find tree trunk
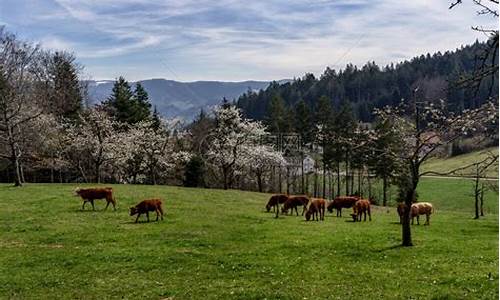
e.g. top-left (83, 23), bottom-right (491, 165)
top-left (336, 162), bottom-right (341, 197)
top-left (305, 172), bottom-right (309, 195)
top-left (480, 183), bottom-right (485, 217)
top-left (345, 153), bottom-right (349, 195)
top-left (286, 167), bottom-right (290, 195)
top-left (474, 169), bottom-right (480, 219)
top-left (301, 154), bottom-right (305, 194)
top-left (402, 188), bottom-right (414, 246)
top-left (383, 176), bottom-right (388, 206)
top-left (96, 163), bottom-right (101, 184)
top-left (322, 162), bottom-right (326, 199)
top-left (278, 169), bottom-right (282, 193)
top-left (257, 172), bottom-right (263, 193)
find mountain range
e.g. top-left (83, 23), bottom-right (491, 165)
top-left (86, 79), bottom-right (283, 120)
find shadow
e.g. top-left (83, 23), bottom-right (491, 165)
top-left (389, 222), bottom-right (401, 225)
top-left (374, 244), bottom-right (404, 252)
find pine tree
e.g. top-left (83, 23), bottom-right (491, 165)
top-left (133, 83), bottom-right (152, 123)
top-left (49, 52), bottom-right (83, 120)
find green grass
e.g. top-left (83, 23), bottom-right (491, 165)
top-left (422, 147), bottom-right (499, 178)
top-left (0, 180), bottom-right (498, 299)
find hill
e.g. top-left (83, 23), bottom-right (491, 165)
top-left (87, 79), bottom-right (282, 120)
top-left (422, 147), bottom-right (499, 178)
top-left (237, 40), bottom-right (498, 122)
top-left (0, 180), bottom-right (497, 299)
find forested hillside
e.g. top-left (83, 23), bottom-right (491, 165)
top-left (237, 41), bottom-right (498, 122)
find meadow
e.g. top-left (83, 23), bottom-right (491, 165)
top-left (0, 177), bottom-right (498, 299)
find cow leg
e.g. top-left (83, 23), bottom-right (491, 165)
top-left (146, 211), bottom-right (150, 222)
top-left (295, 207), bottom-right (299, 216)
top-left (82, 201), bottom-right (86, 210)
top-left (155, 209), bottom-right (159, 221)
top-left (416, 215), bottom-right (420, 225)
top-left (135, 213), bottom-right (141, 223)
top-left (411, 217), bottom-right (414, 225)
top-left (425, 214), bottom-right (430, 225)
top-left (363, 211), bottom-right (366, 221)
top-left (105, 201), bottom-right (110, 210)
top-left (368, 209), bottom-right (372, 221)
top-left (91, 200), bottom-right (95, 211)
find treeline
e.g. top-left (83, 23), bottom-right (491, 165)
top-left (237, 40), bottom-right (498, 122)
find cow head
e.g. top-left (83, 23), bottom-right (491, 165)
top-left (73, 187), bottom-right (81, 196)
top-left (350, 213), bottom-right (357, 222)
top-left (265, 204), bottom-right (271, 212)
top-left (129, 206), bottom-right (138, 216)
top-left (305, 210), bottom-right (312, 221)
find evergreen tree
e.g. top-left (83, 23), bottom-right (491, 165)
top-left (103, 77), bottom-right (152, 124)
top-left (266, 94), bottom-right (290, 134)
top-left (49, 52), bottom-right (83, 120)
top-left (133, 82), bottom-right (152, 123)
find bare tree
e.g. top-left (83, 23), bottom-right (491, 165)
top-left (0, 28), bottom-right (47, 186)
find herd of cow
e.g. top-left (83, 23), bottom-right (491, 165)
top-left (266, 194), bottom-right (434, 225)
top-left (73, 187), bottom-right (434, 225)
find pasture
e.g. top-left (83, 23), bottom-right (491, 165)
top-left (0, 178), bottom-right (498, 299)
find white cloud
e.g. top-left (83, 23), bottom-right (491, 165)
top-left (18, 0), bottom-right (497, 81)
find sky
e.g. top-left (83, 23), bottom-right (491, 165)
top-left (0, 0), bottom-right (497, 82)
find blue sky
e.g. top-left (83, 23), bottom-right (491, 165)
top-left (0, 0), bottom-right (496, 81)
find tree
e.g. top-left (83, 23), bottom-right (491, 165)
top-left (0, 29), bottom-right (46, 186)
top-left (244, 145), bottom-right (285, 192)
top-left (67, 108), bottom-right (124, 183)
top-left (103, 77), bottom-right (152, 124)
top-left (47, 51), bottom-right (83, 120)
top-left (133, 83), bottom-right (152, 122)
top-left (315, 96), bottom-right (334, 198)
top-left (206, 105), bottom-right (267, 190)
top-left (184, 155), bottom-right (205, 187)
top-left (370, 117), bottom-right (402, 206)
top-left (375, 98), bottom-right (497, 246)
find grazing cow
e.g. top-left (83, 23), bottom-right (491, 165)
top-left (282, 195), bottom-right (310, 216)
top-left (130, 199), bottom-right (164, 223)
top-left (305, 198), bottom-right (326, 221)
top-left (75, 187), bottom-right (116, 210)
top-left (350, 199), bottom-right (371, 222)
top-left (410, 202), bottom-right (433, 225)
top-left (266, 194), bottom-right (289, 212)
top-left (326, 196), bottom-right (359, 217)
top-left (397, 202), bottom-right (406, 224)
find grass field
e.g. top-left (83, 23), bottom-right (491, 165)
top-left (422, 147), bottom-right (499, 178)
top-left (0, 178), bottom-right (498, 299)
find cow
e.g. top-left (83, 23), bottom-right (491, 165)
top-left (282, 195), bottom-right (310, 216)
top-left (326, 196), bottom-right (360, 217)
top-left (74, 187), bottom-right (116, 211)
top-left (410, 202), bottom-right (433, 225)
top-left (130, 199), bottom-right (164, 223)
top-left (266, 194), bottom-right (289, 212)
top-left (305, 198), bottom-right (326, 221)
top-left (350, 199), bottom-right (371, 222)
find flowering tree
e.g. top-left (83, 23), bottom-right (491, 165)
top-left (125, 119), bottom-right (190, 184)
top-left (67, 108), bottom-right (125, 183)
top-left (375, 97), bottom-right (497, 246)
top-left (242, 144), bottom-right (285, 192)
top-left (206, 105), bottom-right (267, 190)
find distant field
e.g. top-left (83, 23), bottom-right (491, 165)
top-left (422, 147), bottom-right (499, 178)
top-left (0, 181), bottom-right (497, 299)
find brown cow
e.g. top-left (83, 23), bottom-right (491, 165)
top-left (305, 198), bottom-right (326, 221)
top-left (410, 202), bottom-right (433, 225)
top-left (326, 196), bottom-right (359, 217)
top-left (266, 194), bottom-right (289, 212)
top-left (282, 195), bottom-right (309, 216)
top-left (130, 199), bottom-right (164, 223)
top-left (75, 187), bottom-right (116, 210)
top-left (350, 199), bottom-right (371, 222)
